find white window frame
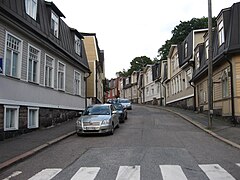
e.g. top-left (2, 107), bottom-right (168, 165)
top-left (222, 69), bottom-right (229, 98)
top-left (184, 42), bottom-right (188, 58)
top-left (75, 35), bottom-right (82, 56)
top-left (4, 105), bottom-right (20, 131)
top-left (25, 0), bottom-right (37, 20)
top-left (51, 11), bottom-right (59, 38)
top-left (74, 70), bottom-right (82, 96)
top-left (44, 54), bottom-right (55, 88)
top-left (57, 61), bottom-right (65, 91)
top-left (205, 39), bottom-right (209, 60)
top-left (196, 51), bottom-right (200, 69)
top-left (4, 32), bottom-right (23, 78)
top-left (27, 44), bottom-right (40, 83)
top-left (218, 20), bottom-right (225, 46)
top-left (28, 107), bottom-right (39, 129)
top-left (185, 68), bottom-right (192, 88)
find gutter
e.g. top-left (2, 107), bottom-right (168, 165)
top-left (224, 55), bottom-right (237, 125)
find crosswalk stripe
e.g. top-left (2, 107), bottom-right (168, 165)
top-left (28, 168), bottom-right (62, 180)
top-left (199, 164), bottom-right (236, 180)
top-left (70, 167), bottom-right (100, 180)
top-left (159, 165), bottom-right (188, 180)
top-left (116, 166), bottom-right (140, 180)
top-left (236, 163), bottom-right (240, 167)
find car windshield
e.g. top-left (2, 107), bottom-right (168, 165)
top-left (113, 104), bottom-right (123, 110)
top-left (120, 99), bottom-right (130, 103)
top-left (83, 106), bottom-right (110, 115)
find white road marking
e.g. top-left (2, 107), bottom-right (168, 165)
top-left (159, 165), bottom-right (188, 180)
top-left (236, 163), bottom-right (240, 167)
top-left (71, 167), bottom-right (100, 180)
top-left (116, 166), bottom-right (140, 180)
top-left (199, 164), bottom-right (236, 180)
top-left (3, 171), bottom-right (22, 180)
top-left (28, 168), bottom-right (62, 180)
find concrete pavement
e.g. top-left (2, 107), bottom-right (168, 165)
top-left (0, 105), bottom-right (239, 171)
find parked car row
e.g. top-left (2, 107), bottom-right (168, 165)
top-left (76, 102), bottom-right (130, 136)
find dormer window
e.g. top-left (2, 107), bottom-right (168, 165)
top-left (75, 35), bottom-right (82, 56)
top-left (184, 42), bottom-right (188, 58)
top-left (218, 20), bottom-right (225, 46)
top-left (25, 0), bottom-right (37, 20)
top-left (51, 11), bottom-right (59, 38)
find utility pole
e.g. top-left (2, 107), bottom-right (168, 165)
top-left (208, 0), bottom-right (213, 128)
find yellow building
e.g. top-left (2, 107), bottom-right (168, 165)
top-left (82, 33), bottom-right (105, 104)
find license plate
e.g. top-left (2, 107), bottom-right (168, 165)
top-left (85, 127), bottom-right (99, 130)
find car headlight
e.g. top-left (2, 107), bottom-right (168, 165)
top-left (76, 119), bottom-right (82, 126)
top-left (101, 119), bottom-right (110, 125)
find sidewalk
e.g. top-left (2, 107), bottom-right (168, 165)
top-left (0, 106), bottom-right (239, 171)
top-left (0, 118), bottom-right (76, 171)
top-left (146, 105), bottom-right (240, 149)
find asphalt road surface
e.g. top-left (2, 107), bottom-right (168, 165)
top-left (1, 105), bottom-right (240, 180)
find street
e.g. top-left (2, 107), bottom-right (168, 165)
top-left (1, 105), bottom-right (240, 180)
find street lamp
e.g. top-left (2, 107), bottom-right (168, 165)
top-left (84, 71), bottom-right (91, 109)
top-left (208, 0), bottom-right (213, 129)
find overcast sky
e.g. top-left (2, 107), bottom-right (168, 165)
top-left (52, 0), bottom-right (239, 79)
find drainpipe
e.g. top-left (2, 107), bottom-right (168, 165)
top-left (190, 82), bottom-right (197, 111)
top-left (161, 81), bottom-right (166, 106)
top-left (84, 71), bottom-right (91, 109)
top-left (95, 60), bottom-right (98, 104)
top-left (225, 55), bottom-right (237, 125)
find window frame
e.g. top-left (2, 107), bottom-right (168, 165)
top-left (28, 107), bottom-right (39, 129)
top-left (44, 54), bottom-right (55, 88)
top-left (218, 20), bottom-right (225, 46)
top-left (74, 35), bottom-right (82, 56)
top-left (222, 69), bottom-right (229, 98)
top-left (57, 61), bottom-right (66, 91)
top-left (25, 0), bottom-right (38, 20)
top-left (27, 44), bottom-right (40, 83)
top-left (4, 32), bottom-right (23, 78)
top-left (184, 42), bottom-right (188, 58)
top-left (4, 105), bottom-right (20, 131)
top-left (185, 68), bottom-right (192, 88)
top-left (74, 70), bottom-right (82, 96)
top-left (51, 11), bottom-right (59, 38)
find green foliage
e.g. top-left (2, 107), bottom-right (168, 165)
top-left (158, 17), bottom-right (216, 60)
top-left (118, 56), bottom-right (153, 77)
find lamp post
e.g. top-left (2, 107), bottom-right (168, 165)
top-left (208, 0), bottom-right (213, 128)
top-left (84, 71), bottom-right (91, 109)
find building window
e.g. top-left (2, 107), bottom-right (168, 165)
top-left (25, 0), bottom-right (37, 20)
top-left (186, 69), bottom-right (192, 88)
top-left (222, 69), bottom-right (229, 98)
top-left (4, 106), bottom-right (19, 131)
top-left (195, 51), bottom-right (200, 69)
top-left (28, 45), bottom-right (40, 83)
top-left (57, 61), bottom-right (65, 91)
top-left (5, 33), bottom-right (22, 78)
top-left (75, 35), bottom-right (82, 56)
top-left (205, 39), bottom-right (209, 60)
top-left (146, 87), bottom-right (149, 95)
top-left (45, 55), bottom-right (54, 88)
top-left (184, 42), bottom-right (188, 58)
top-left (51, 11), bottom-right (59, 38)
top-left (74, 70), bottom-right (81, 95)
top-left (28, 107), bottom-right (39, 129)
top-left (218, 20), bottom-right (225, 46)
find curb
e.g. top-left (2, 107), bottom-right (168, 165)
top-left (147, 105), bottom-right (240, 150)
top-left (0, 131), bottom-right (76, 171)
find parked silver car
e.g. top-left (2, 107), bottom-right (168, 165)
top-left (118, 98), bottom-right (132, 110)
top-left (76, 104), bottom-right (119, 135)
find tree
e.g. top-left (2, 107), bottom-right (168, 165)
top-left (118, 56), bottom-right (153, 77)
top-left (158, 17), bottom-right (216, 60)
